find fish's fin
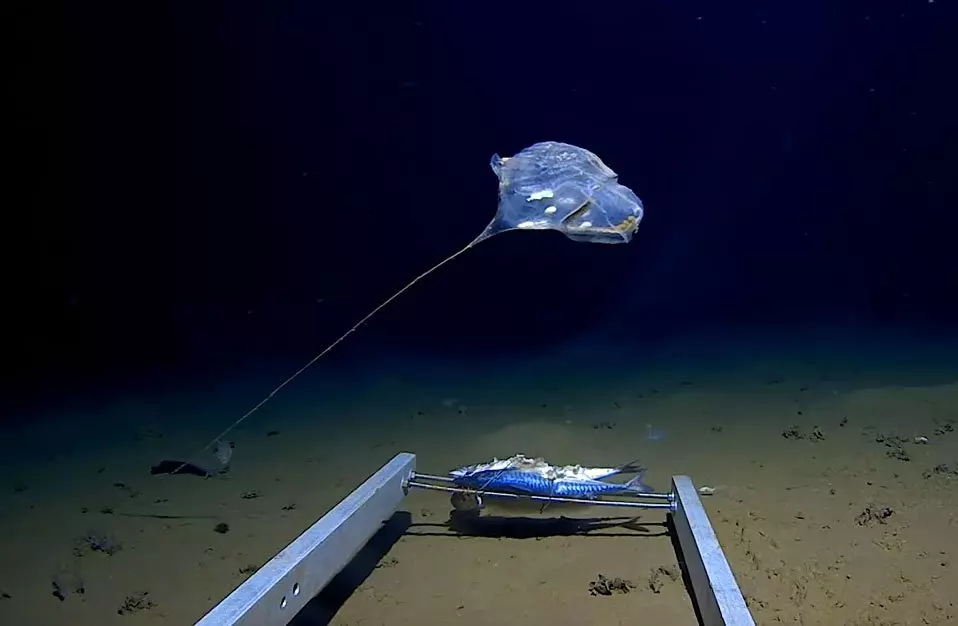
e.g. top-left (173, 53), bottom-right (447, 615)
top-left (624, 470), bottom-right (655, 494)
top-left (615, 459), bottom-right (645, 475)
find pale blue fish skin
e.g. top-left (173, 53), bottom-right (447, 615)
top-left (450, 459), bottom-right (643, 481)
top-left (452, 468), bottom-right (654, 499)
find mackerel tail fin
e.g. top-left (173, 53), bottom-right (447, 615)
top-left (624, 470), bottom-right (655, 494)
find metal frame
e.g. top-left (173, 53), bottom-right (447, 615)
top-left (195, 453), bottom-right (416, 626)
top-left (671, 476), bottom-right (755, 626)
top-left (195, 453), bottom-right (754, 626)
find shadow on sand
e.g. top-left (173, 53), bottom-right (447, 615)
top-left (292, 507), bottom-right (670, 625)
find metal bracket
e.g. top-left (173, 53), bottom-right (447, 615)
top-left (195, 452), bottom-right (416, 626)
top-left (195, 454), bottom-right (754, 626)
top-left (671, 475), bottom-right (755, 626)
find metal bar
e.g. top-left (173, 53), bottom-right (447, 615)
top-left (410, 472), bottom-right (455, 482)
top-left (194, 452), bottom-right (416, 626)
top-left (670, 476), bottom-right (755, 626)
top-left (406, 479), bottom-right (674, 510)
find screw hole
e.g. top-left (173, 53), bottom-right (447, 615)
top-left (292, 583), bottom-right (301, 596)
top-left (280, 596), bottom-right (287, 609)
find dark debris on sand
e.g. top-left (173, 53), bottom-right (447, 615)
top-left (117, 591), bottom-right (155, 615)
top-left (51, 569), bottom-right (85, 602)
top-left (922, 463), bottom-right (958, 479)
top-left (74, 530), bottom-right (122, 556)
top-left (855, 505), bottom-right (894, 526)
top-left (781, 425), bottom-right (826, 441)
top-left (647, 565), bottom-right (681, 593)
top-left (589, 574), bottom-right (635, 596)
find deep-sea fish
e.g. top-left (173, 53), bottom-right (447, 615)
top-left (450, 454), bottom-right (643, 482)
top-left (451, 467), bottom-right (654, 499)
top-left (449, 455), bottom-right (654, 499)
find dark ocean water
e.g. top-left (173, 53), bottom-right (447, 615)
top-left (10, 2), bottom-right (958, 401)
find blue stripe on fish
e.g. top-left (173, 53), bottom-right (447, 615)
top-left (453, 468), bottom-right (654, 499)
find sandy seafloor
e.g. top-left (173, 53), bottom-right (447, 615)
top-left (2, 331), bottom-right (957, 626)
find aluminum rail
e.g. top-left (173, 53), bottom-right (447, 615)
top-left (195, 453), bottom-right (754, 626)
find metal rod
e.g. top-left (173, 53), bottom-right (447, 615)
top-left (410, 472), bottom-right (455, 483)
top-left (406, 480), bottom-right (674, 510)
top-left (410, 472), bottom-right (673, 501)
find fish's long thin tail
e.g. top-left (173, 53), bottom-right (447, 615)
top-left (170, 240), bottom-right (481, 477)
